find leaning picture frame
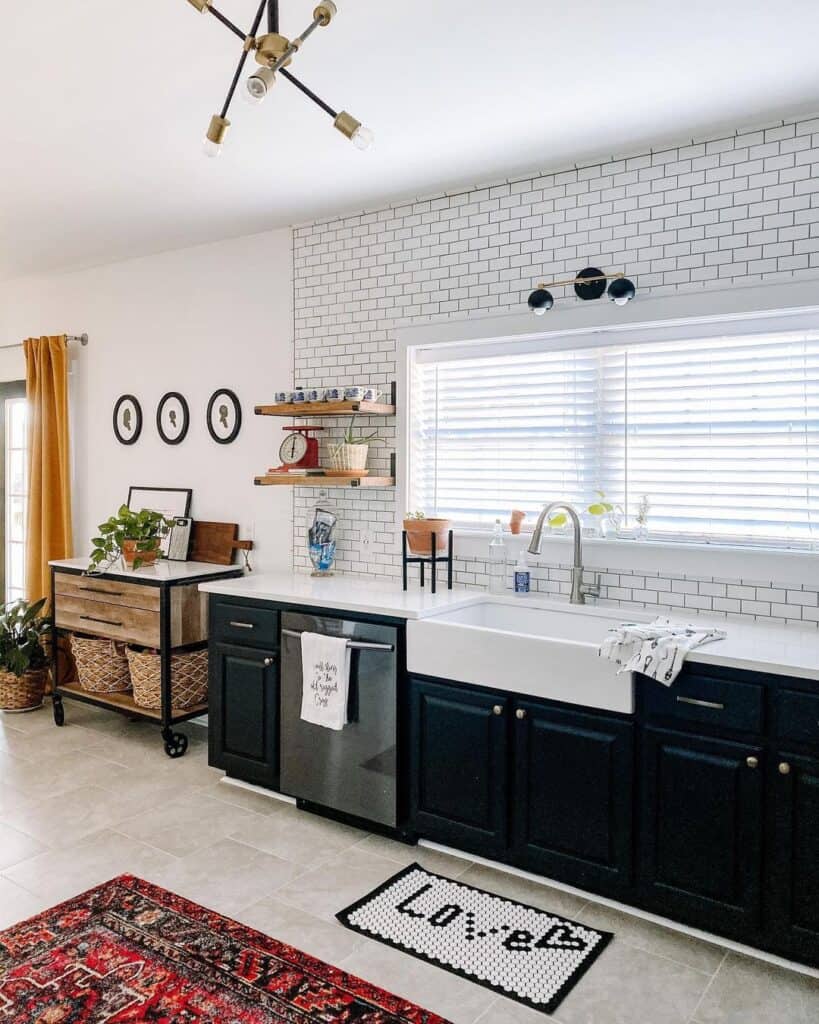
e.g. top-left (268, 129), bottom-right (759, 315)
top-left (127, 487), bottom-right (193, 558)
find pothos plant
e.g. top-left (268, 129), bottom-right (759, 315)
top-left (88, 505), bottom-right (174, 573)
top-left (0, 598), bottom-right (50, 677)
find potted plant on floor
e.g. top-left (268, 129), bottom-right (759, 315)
top-left (0, 598), bottom-right (51, 712)
top-left (403, 510), bottom-right (452, 556)
top-left (88, 505), bottom-right (173, 573)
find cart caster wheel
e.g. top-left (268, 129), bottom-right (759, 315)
top-left (52, 698), bottom-right (65, 727)
top-left (162, 729), bottom-right (188, 758)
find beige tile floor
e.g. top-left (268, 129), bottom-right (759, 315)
top-left (1, 702), bottom-right (818, 1023)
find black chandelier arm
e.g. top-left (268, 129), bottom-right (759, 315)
top-left (267, 0), bottom-right (279, 32)
top-left (219, 0), bottom-right (268, 119)
top-left (279, 69), bottom-right (338, 119)
top-left (207, 5), bottom-right (247, 41)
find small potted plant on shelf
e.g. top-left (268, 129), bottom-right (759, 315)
top-left (88, 505), bottom-right (173, 573)
top-left (0, 598), bottom-right (51, 713)
top-left (403, 510), bottom-right (452, 556)
top-left (329, 416), bottom-right (379, 474)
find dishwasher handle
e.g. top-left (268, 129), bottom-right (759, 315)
top-left (281, 627), bottom-right (394, 652)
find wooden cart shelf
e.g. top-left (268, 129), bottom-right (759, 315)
top-left (255, 474), bottom-right (395, 488)
top-left (254, 400), bottom-right (395, 418)
top-left (56, 681), bottom-right (208, 723)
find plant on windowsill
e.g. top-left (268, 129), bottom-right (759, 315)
top-left (403, 510), bottom-right (452, 556)
top-left (328, 415), bottom-right (379, 474)
top-left (586, 490), bottom-right (624, 537)
top-left (0, 598), bottom-right (51, 712)
top-left (88, 505), bottom-right (174, 573)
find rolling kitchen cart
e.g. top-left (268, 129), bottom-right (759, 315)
top-left (49, 559), bottom-right (242, 757)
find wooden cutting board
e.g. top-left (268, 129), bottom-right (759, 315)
top-left (190, 521), bottom-right (240, 565)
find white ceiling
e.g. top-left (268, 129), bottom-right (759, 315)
top-left (4, 0), bottom-right (819, 278)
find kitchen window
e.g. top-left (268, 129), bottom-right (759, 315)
top-left (408, 328), bottom-right (819, 549)
top-left (5, 396), bottom-right (28, 601)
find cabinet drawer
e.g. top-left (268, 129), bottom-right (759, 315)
top-left (210, 598), bottom-right (279, 649)
top-left (55, 594), bottom-right (160, 647)
top-left (775, 688), bottom-right (819, 748)
top-left (54, 572), bottom-right (160, 612)
top-left (642, 671), bottom-right (764, 735)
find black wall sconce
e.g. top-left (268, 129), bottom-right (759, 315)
top-left (528, 266), bottom-right (636, 316)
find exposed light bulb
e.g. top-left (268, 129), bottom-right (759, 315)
top-left (202, 138), bottom-right (223, 158)
top-left (203, 114), bottom-right (230, 158)
top-left (245, 67), bottom-right (275, 106)
top-left (351, 125), bottom-right (374, 151)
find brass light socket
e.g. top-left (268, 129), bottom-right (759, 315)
top-left (333, 111), bottom-right (361, 140)
top-left (206, 114), bottom-right (230, 145)
top-left (187, 0), bottom-right (212, 11)
top-left (255, 32), bottom-right (292, 66)
top-left (314, 1), bottom-right (337, 26)
top-left (249, 66), bottom-right (277, 95)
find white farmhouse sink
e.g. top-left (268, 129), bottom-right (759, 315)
top-left (407, 598), bottom-right (646, 713)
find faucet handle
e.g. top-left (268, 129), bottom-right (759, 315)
top-left (581, 572), bottom-right (601, 600)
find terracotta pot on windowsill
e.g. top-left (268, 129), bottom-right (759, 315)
top-left (403, 518), bottom-right (451, 556)
top-left (121, 540), bottom-right (160, 570)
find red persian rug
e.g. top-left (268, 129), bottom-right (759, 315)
top-left (0, 874), bottom-right (451, 1023)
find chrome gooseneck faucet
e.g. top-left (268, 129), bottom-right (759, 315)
top-left (528, 502), bottom-right (600, 605)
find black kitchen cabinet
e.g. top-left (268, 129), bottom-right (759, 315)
top-left (769, 751), bottom-right (819, 963)
top-left (409, 677), bottom-right (509, 858)
top-left (512, 701), bottom-right (634, 895)
top-left (208, 642), bottom-right (279, 788)
top-left (638, 725), bottom-right (764, 940)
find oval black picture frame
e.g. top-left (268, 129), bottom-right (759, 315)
top-left (206, 388), bottom-right (242, 445)
top-left (113, 394), bottom-right (143, 445)
top-left (156, 392), bottom-right (190, 445)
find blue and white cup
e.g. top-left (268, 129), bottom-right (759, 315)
top-left (362, 387), bottom-right (381, 402)
top-left (275, 391), bottom-right (289, 403)
top-left (305, 389), bottom-right (320, 402)
top-left (290, 389), bottom-right (306, 404)
top-left (324, 387), bottom-right (342, 402)
top-left (344, 386), bottom-right (366, 401)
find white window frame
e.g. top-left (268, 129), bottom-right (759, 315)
top-left (5, 397), bottom-right (28, 603)
top-left (395, 279), bottom-right (819, 587)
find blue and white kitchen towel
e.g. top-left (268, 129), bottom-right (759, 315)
top-left (600, 618), bottom-right (727, 686)
top-left (300, 631), bottom-right (351, 730)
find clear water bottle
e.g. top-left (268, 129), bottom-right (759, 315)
top-left (488, 519), bottom-right (507, 594)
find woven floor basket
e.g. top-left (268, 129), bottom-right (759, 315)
top-left (71, 635), bottom-right (131, 693)
top-left (0, 669), bottom-right (47, 712)
top-left (126, 647), bottom-right (208, 710)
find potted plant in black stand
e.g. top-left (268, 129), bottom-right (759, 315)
top-left (0, 598), bottom-right (51, 713)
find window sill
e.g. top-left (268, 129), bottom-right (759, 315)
top-left (446, 528), bottom-right (818, 589)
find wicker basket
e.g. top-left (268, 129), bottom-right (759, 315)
top-left (0, 669), bottom-right (47, 712)
top-left (329, 442), bottom-right (369, 471)
top-left (71, 635), bottom-right (131, 693)
top-left (126, 646), bottom-right (208, 710)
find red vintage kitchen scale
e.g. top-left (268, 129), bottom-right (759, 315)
top-left (272, 425), bottom-right (324, 472)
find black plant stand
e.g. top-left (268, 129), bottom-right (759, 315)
top-left (402, 530), bottom-right (453, 593)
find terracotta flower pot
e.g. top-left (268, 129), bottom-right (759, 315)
top-left (121, 539), bottom-right (160, 569)
top-left (403, 518), bottom-right (451, 556)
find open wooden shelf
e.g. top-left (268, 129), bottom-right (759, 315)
top-left (255, 474), bottom-right (395, 488)
top-left (255, 400), bottom-right (395, 418)
top-left (56, 681), bottom-right (208, 721)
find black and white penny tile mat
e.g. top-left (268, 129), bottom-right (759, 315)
top-left (337, 863), bottom-right (613, 1015)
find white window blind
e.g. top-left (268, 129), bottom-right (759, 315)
top-left (408, 329), bottom-right (819, 549)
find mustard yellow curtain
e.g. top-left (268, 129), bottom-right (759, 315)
top-left (24, 336), bottom-right (73, 605)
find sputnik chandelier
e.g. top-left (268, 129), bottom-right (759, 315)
top-left (185, 0), bottom-right (373, 156)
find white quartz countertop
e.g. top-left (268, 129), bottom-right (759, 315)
top-left (50, 557), bottom-right (242, 582)
top-left (198, 572), bottom-right (819, 682)
top-left (198, 572), bottom-right (479, 619)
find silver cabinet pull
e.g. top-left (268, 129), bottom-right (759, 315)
top-left (263, 657), bottom-right (274, 667)
top-left (78, 586), bottom-right (123, 596)
top-left (229, 621), bottom-right (255, 630)
top-left (746, 756), bottom-right (759, 769)
top-left (516, 708), bottom-right (527, 720)
top-left (676, 695), bottom-right (725, 711)
top-left (779, 762), bottom-right (791, 775)
top-left (492, 705), bottom-right (503, 716)
top-left (281, 627), bottom-right (394, 652)
top-left (80, 614), bottom-right (123, 627)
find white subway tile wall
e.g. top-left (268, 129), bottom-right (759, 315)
top-left (291, 113), bottom-right (819, 626)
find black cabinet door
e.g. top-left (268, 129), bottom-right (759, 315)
top-left (638, 726), bottom-right (763, 940)
top-left (769, 751), bottom-right (819, 964)
top-left (208, 642), bottom-right (279, 788)
top-left (511, 701), bottom-right (634, 896)
top-left (409, 677), bottom-right (508, 858)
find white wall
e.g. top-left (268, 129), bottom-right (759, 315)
top-left (0, 229), bottom-right (293, 571)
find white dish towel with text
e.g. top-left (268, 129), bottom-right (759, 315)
top-left (300, 631), bottom-right (351, 730)
top-left (599, 618), bottom-right (727, 686)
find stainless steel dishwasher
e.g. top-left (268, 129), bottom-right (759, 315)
top-left (280, 610), bottom-right (399, 828)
